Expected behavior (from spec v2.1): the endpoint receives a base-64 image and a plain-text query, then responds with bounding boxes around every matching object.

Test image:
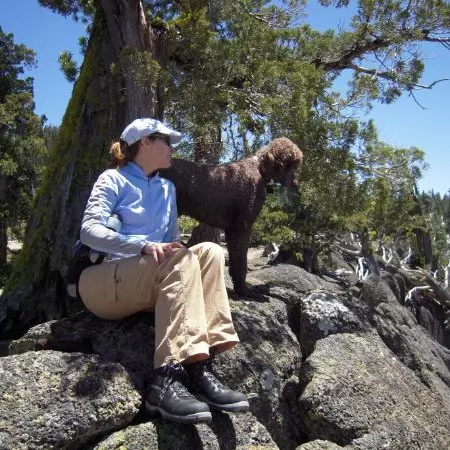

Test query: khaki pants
[79,242,239,368]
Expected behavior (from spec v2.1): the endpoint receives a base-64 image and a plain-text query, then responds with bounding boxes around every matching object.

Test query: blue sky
[1,0,449,195]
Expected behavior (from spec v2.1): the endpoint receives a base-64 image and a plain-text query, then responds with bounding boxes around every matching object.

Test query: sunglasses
[148,134,171,146]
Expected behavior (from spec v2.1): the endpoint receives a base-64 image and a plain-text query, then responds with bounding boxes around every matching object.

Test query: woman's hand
[141,242,185,265]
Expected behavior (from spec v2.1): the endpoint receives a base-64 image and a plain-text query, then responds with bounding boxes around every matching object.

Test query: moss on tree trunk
[0,0,161,339]
[0,173,6,268]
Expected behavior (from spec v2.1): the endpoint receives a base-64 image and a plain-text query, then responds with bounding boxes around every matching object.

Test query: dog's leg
[225,226,253,297]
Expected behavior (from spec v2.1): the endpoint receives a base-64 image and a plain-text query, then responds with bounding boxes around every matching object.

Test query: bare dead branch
[373,51,391,73]
[347,63,449,91]
[415,267,450,308]
[334,242,362,257]
[346,63,398,81]
[408,89,426,110]
[316,30,450,73]
[411,78,450,89]
[423,36,450,51]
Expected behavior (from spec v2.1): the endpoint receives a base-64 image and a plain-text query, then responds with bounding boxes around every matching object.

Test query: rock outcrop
[0,351,140,449]
[1,248,450,449]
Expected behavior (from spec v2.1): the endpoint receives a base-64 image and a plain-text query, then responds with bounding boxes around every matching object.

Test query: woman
[78,118,248,425]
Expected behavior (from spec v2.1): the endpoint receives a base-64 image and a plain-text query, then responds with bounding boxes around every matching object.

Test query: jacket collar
[121,162,160,181]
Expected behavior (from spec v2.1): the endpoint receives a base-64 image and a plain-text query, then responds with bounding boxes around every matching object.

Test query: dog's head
[259,138,303,188]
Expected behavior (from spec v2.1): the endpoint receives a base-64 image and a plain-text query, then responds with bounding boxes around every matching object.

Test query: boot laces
[204,370,226,389]
[194,357,226,390]
[162,363,196,400]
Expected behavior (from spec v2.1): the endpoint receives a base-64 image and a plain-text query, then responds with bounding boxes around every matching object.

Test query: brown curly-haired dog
[161,138,303,296]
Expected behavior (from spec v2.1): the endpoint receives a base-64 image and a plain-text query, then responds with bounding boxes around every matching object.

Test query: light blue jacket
[80,162,179,259]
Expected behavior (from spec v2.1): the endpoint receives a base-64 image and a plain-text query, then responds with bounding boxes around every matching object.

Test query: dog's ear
[259,148,275,179]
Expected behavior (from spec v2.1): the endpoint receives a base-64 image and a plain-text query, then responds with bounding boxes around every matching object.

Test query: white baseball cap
[120,118,183,147]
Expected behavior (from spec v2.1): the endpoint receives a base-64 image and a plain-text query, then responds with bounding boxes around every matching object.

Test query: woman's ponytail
[109,139,141,168]
[109,141,126,168]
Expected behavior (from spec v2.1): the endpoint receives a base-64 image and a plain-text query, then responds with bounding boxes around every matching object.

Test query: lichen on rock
[0,350,141,449]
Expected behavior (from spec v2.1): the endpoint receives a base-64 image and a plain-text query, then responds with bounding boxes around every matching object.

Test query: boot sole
[195,395,250,413]
[145,401,212,424]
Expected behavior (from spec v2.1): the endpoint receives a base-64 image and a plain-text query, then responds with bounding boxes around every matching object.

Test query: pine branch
[410,78,450,90]
[236,1,273,28]
[408,90,426,110]
[315,36,392,71]
[315,30,450,72]
[345,63,449,90]
[346,63,398,81]
[423,36,450,51]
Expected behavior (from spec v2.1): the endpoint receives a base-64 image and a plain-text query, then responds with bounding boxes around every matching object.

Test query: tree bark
[100,0,163,121]
[0,173,6,268]
[189,124,223,246]
[0,0,162,339]
[414,229,435,268]
[411,185,436,270]
[302,246,319,273]
[187,224,222,247]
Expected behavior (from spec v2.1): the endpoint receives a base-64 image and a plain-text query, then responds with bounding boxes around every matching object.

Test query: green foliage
[178,215,199,235]
[58,50,79,82]
[38,0,96,20]
[120,47,165,88]
[0,27,46,268]
[252,186,296,246]
[157,1,325,156]
[418,190,450,271]
[0,28,36,100]
[335,139,425,240]
[78,36,88,55]
[251,120,430,269]
[40,1,450,162]
[443,192,450,234]
[347,130,427,245]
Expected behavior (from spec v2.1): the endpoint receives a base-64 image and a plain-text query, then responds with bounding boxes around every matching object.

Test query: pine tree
[0,27,46,276]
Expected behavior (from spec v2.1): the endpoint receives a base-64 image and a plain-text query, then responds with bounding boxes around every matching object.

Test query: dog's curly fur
[161,138,303,295]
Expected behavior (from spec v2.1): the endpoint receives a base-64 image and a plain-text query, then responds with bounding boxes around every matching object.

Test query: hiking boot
[184,358,249,412]
[145,363,212,424]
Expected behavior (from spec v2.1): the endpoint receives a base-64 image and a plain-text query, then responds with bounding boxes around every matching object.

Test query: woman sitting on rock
[78,118,249,424]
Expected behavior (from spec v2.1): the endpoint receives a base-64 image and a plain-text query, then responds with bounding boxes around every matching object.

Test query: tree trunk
[0,173,6,268]
[414,229,434,268]
[188,224,222,247]
[302,236,320,274]
[100,0,163,121]
[189,124,223,246]
[302,247,319,273]
[411,184,435,270]
[0,0,162,339]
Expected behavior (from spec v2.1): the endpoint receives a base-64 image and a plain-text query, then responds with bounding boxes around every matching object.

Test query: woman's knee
[177,246,200,267]
[198,242,224,259]
[151,247,199,268]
